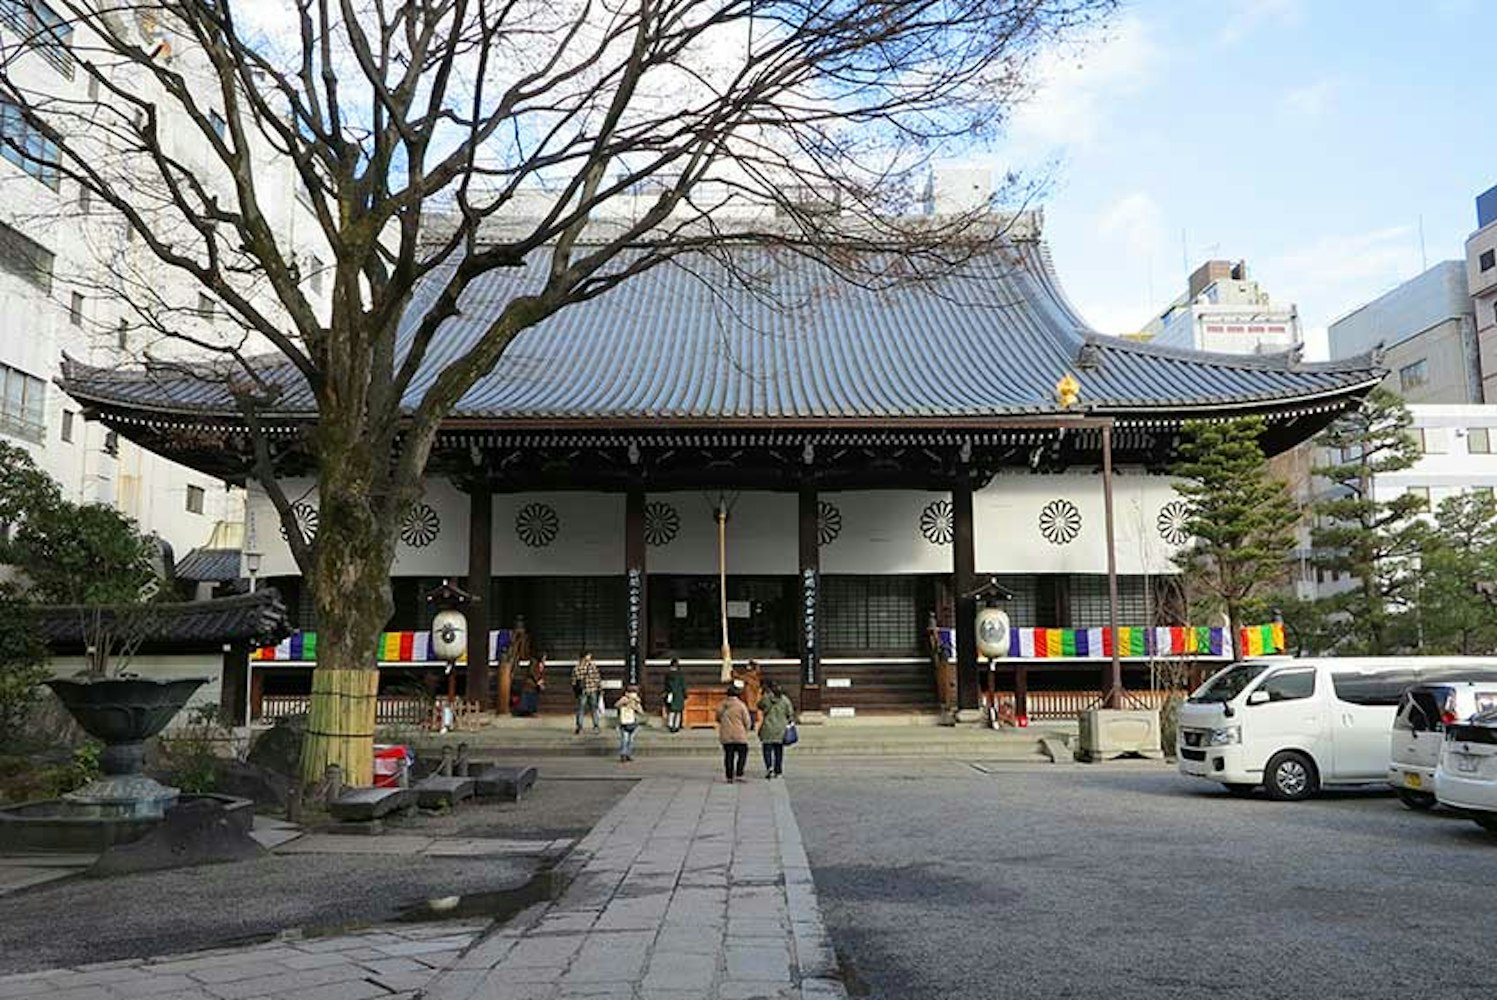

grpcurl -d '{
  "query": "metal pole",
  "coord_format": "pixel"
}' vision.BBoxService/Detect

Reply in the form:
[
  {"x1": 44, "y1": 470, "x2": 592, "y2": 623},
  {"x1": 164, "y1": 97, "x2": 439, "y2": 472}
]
[
  {"x1": 718, "y1": 503, "x2": 732, "y2": 682},
  {"x1": 1102, "y1": 423, "x2": 1123, "y2": 709}
]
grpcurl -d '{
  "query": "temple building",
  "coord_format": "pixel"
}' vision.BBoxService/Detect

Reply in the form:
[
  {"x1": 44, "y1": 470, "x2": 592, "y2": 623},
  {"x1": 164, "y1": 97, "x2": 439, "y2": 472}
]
[{"x1": 59, "y1": 229, "x2": 1382, "y2": 724}]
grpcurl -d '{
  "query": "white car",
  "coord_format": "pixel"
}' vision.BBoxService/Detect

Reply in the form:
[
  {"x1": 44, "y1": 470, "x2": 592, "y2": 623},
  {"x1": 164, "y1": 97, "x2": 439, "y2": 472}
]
[
  {"x1": 1389, "y1": 682, "x2": 1497, "y2": 810},
  {"x1": 1433, "y1": 713, "x2": 1497, "y2": 834},
  {"x1": 1178, "y1": 657, "x2": 1497, "y2": 801}
]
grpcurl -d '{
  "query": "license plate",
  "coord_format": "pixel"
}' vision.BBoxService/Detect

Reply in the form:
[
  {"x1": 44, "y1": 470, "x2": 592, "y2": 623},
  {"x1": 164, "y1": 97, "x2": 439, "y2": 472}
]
[
  {"x1": 1457, "y1": 755, "x2": 1479, "y2": 774},
  {"x1": 1405, "y1": 773, "x2": 1423, "y2": 789}
]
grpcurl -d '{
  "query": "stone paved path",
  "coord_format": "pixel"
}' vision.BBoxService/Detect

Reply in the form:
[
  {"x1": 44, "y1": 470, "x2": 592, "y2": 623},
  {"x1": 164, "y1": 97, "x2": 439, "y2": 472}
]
[
  {"x1": 0, "y1": 922, "x2": 489, "y2": 999},
  {"x1": 0, "y1": 777, "x2": 847, "y2": 1000},
  {"x1": 426, "y1": 776, "x2": 847, "y2": 1000}
]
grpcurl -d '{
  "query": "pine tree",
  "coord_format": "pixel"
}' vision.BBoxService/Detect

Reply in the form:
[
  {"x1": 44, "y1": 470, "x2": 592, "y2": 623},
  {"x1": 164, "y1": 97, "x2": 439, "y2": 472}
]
[
  {"x1": 1309, "y1": 388, "x2": 1427, "y2": 653},
  {"x1": 1418, "y1": 492, "x2": 1497, "y2": 654},
  {"x1": 1170, "y1": 417, "x2": 1300, "y2": 642}
]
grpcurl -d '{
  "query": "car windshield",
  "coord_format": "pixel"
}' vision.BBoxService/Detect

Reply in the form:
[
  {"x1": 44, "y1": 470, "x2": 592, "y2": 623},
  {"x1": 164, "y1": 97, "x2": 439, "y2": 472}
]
[{"x1": 1189, "y1": 662, "x2": 1272, "y2": 704}]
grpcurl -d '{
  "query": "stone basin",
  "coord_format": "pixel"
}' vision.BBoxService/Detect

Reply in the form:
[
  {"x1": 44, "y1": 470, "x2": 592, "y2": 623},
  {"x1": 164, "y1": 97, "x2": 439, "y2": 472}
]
[{"x1": 0, "y1": 793, "x2": 253, "y2": 855}]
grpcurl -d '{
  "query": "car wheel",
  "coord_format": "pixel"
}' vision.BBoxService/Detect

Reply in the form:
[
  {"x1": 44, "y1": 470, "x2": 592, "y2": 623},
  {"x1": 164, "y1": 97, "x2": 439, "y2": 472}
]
[
  {"x1": 1396, "y1": 789, "x2": 1437, "y2": 811},
  {"x1": 1224, "y1": 783, "x2": 1256, "y2": 797},
  {"x1": 1264, "y1": 751, "x2": 1317, "y2": 801}
]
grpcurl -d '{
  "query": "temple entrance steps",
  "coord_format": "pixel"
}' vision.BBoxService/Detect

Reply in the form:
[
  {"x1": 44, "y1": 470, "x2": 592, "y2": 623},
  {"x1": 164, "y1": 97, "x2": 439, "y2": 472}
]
[
  {"x1": 517, "y1": 659, "x2": 942, "y2": 717},
  {"x1": 407, "y1": 721, "x2": 1052, "y2": 761}
]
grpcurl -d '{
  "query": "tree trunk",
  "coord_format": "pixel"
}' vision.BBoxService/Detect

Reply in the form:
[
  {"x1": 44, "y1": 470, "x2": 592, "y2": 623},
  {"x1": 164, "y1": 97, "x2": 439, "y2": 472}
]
[{"x1": 298, "y1": 446, "x2": 398, "y2": 787}]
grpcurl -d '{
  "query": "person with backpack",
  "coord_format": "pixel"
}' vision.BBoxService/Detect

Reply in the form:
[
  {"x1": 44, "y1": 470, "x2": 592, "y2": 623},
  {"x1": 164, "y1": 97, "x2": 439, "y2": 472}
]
[{"x1": 757, "y1": 679, "x2": 796, "y2": 779}]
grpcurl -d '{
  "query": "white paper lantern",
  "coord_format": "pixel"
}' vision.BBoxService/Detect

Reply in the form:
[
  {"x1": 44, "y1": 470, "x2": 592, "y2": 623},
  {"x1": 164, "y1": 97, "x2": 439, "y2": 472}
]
[
  {"x1": 975, "y1": 607, "x2": 1011, "y2": 659},
  {"x1": 431, "y1": 609, "x2": 468, "y2": 662}
]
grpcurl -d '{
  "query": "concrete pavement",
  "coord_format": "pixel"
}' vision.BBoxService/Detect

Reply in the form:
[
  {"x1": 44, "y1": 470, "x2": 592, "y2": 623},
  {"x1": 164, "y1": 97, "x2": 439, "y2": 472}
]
[
  {"x1": 0, "y1": 773, "x2": 847, "y2": 1000},
  {"x1": 425, "y1": 776, "x2": 847, "y2": 1000}
]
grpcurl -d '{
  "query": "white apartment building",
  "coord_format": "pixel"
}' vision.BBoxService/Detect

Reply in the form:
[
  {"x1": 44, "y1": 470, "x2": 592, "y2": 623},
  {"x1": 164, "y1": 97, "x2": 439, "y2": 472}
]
[
  {"x1": 1295, "y1": 405, "x2": 1497, "y2": 601},
  {"x1": 1469, "y1": 184, "x2": 1497, "y2": 402},
  {"x1": 0, "y1": 2, "x2": 326, "y2": 567},
  {"x1": 1327, "y1": 261, "x2": 1480, "y2": 404},
  {"x1": 1140, "y1": 259, "x2": 1301, "y2": 356}
]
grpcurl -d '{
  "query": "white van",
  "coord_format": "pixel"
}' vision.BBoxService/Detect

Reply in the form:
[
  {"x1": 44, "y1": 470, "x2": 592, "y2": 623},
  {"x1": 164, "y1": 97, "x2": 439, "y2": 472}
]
[
  {"x1": 1176, "y1": 657, "x2": 1497, "y2": 800},
  {"x1": 1389, "y1": 682, "x2": 1497, "y2": 810}
]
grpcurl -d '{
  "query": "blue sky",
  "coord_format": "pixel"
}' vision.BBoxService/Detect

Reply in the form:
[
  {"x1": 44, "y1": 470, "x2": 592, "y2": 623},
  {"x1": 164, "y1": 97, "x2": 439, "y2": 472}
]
[{"x1": 982, "y1": 0, "x2": 1497, "y2": 359}]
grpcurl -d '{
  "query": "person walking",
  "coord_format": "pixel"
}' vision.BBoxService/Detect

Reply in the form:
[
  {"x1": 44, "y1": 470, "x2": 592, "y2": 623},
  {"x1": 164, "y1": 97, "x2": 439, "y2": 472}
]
[
  {"x1": 614, "y1": 684, "x2": 644, "y2": 762},
  {"x1": 663, "y1": 658, "x2": 688, "y2": 733},
  {"x1": 716, "y1": 684, "x2": 752, "y2": 783},
  {"x1": 757, "y1": 679, "x2": 796, "y2": 779},
  {"x1": 572, "y1": 652, "x2": 601, "y2": 734}
]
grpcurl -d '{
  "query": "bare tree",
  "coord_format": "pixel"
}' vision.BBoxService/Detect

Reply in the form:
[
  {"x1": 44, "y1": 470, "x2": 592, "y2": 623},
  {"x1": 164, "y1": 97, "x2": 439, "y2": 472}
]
[{"x1": 0, "y1": 0, "x2": 1114, "y2": 782}]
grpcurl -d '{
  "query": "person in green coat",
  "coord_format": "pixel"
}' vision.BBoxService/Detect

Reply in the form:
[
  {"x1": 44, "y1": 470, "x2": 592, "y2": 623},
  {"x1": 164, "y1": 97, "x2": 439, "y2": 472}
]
[
  {"x1": 663, "y1": 658, "x2": 688, "y2": 733},
  {"x1": 756, "y1": 679, "x2": 796, "y2": 779}
]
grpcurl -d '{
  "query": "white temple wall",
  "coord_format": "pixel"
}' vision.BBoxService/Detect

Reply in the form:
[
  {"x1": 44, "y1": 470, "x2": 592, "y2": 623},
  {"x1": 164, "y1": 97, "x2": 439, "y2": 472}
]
[
  {"x1": 974, "y1": 472, "x2": 1186, "y2": 577},
  {"x1": 244, "y1": 475, "x2": 1188, "y2": 579}
]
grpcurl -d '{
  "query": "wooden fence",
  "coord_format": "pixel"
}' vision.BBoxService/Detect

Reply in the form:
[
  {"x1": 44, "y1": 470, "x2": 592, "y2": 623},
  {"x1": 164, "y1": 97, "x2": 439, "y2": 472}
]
[
  {"x1": 257, "y1": 694, "x2": 429, "y2": 726},
  {"x1": 1024, "y1": 688, "x2": 1175, "y2": 720}
]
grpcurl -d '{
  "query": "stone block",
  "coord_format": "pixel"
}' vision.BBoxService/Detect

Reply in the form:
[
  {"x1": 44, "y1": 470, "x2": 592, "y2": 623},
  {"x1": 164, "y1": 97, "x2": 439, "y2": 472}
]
[
  {"x1": 327, "y1": 787, "x2": 413, "y2": 822},
  {"x1": 415, "y1": 776, "x2": 476, "y2": 810},
  {"x1": 472, "y1": 765, "x2": 538, "y2": 802}
]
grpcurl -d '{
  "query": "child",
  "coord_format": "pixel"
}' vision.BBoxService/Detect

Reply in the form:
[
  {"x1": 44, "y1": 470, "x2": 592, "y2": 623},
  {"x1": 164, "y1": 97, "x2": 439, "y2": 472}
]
[{"x1": 615, "y1": 683, "x2": 644, "y2": 762}]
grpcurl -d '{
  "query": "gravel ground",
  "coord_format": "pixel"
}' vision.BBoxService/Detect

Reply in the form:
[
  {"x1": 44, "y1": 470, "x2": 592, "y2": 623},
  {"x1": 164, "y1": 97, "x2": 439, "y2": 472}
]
[
  {"x1": 787, "y1": 759, "x2": 1497, "y2": 1000},
  {"x1": 385, "y1": 776, "x2": 633, "y2": 840},
  {"x1": 0, "y1": 776, "x2": 633, "y2": 974}
]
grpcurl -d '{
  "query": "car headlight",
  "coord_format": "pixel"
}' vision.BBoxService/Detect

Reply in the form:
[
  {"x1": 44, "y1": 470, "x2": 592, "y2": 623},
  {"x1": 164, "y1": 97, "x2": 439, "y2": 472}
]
[{"x1": 1207, "y1": 726, "x2": 1241, "y2": 746}]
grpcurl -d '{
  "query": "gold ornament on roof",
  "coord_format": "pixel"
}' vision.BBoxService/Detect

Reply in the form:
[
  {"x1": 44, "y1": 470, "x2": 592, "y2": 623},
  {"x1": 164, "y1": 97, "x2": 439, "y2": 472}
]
[{"x1": 1055, "y1": 373, "x2": 1080, "y2": 409}]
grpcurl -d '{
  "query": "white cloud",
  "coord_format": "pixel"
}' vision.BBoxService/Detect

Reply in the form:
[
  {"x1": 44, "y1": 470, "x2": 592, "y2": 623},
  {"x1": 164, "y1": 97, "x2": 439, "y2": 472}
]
[
  {"x1": 1218, "y1": 0, "x2": 1304, "y2": 46},
  {"x1": 1281, "y1": 77, "x2": 1344, "y2": 118},
  {"x1": 1263, "y1": 225, "x2": 1423, "y2": 333},
  {"x1": 1008, "y1": 15, "x2": 1160, "y2": 155},
  {"x1": 1098, "y1": 191, "x2": 1167, "y2": 261}
]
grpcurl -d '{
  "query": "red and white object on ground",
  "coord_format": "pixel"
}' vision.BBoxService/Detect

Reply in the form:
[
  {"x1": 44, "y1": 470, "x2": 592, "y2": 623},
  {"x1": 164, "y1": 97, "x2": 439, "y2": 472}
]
[{"x1": 373, "y1": 745, "x2": 412, "y2": 788}]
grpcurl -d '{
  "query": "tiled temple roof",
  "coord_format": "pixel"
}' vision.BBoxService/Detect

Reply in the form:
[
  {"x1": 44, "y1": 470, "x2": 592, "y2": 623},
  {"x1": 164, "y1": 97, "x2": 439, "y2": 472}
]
[{"x1": 59, "y1": 240, "x2": 1381, "y2": 429}]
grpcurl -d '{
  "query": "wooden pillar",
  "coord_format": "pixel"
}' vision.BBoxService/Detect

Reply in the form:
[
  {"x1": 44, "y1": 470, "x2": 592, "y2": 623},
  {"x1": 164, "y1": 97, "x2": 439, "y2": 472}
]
[
  {"x1": 625, "y1": 486, "x2": 647, "y2": 688},
  {"x1": 466, "y1": 485, "x2": 494, "y2": 709},
  {"x1": 220, "y1": 647, "x2": 249, "y2": 725},
  {"x1": 1102, "y1": 423, "x2": 1124, "y2": 709},
  {"x1": 953, "y1": 474, "x2": 979, "y2": 711},
  {"x1": 1014, "y1": 662, "x2": 1029, "y2": 721},
  {"x1": 798, "y1": 485, "x2": 821, "y2": 712},
  {"x1": 249, "y1": 665, "x2": 265, "y2": 723}
]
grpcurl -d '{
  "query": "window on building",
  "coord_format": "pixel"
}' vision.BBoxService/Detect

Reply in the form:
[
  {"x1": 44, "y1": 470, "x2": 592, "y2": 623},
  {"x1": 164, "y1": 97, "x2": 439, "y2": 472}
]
[
  {"x1": 0, "y1": 362, "x2": 45, "y2": 443},
  {"x1": 308, "y1": 255, "x2": 324, "y2": 295},
  {"x1": 197, "y1": 293, "x2": 215, "y2": 319},
  {"x1": 86, "y1": 73, "x2": 98, "y2": 102},
  {"x1": 102, "y1": 429, "x2": 118, "y2": 456},
  {"x1": 0, "y1": 218, "x2": 53, "y2": 292},
  {"x1": 0, "y1": 0, "x2": 74, "y2": 77},
  {"x1": 185, "y1": 484, "x2": 205, "y2": 514},
  {"x1": 209, "y1": 110, "x2": 226, "y2": 140},
  {"x1": 1472, "y1": 486, "x2": 1495, "y2": 502},
  {"x1": 1398, "y1": 359, "x2": 1429, "y2": 393},
  {"x1": 1406, "y1": 486, "x2": 1431, "y2": 510},
  {"x1": 1470, "y1": 427, "x2": 1492, "y2": 454},
  {"x1": 820, "y1": 575, "x2": 929, "y2": 656},
  {"x1": 1069, "y1": 575, "x2": 1152, "y2": 628},
  {"x1": 68, "y1": 289, "x2": 82, "y2": 325},
  {"x1": 1483, "y1": 249, "x2": 1497, "y2": 272},
  {"x1": 77, "y1": 183, "x2": 89, "y2": 213},
  {"x1": 0, "y1": 96, "x2": 60, "y2": 188},
  {"x1": 60, "y1": 407, "x2": 73, "y2": 442}
]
